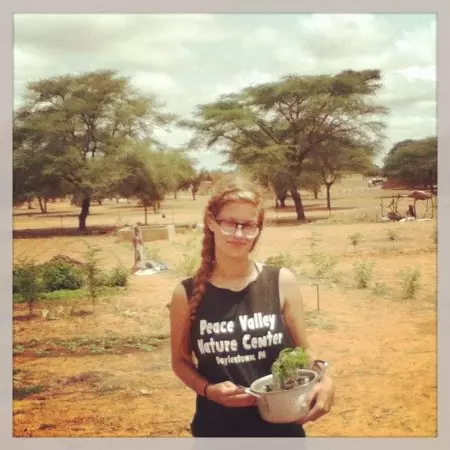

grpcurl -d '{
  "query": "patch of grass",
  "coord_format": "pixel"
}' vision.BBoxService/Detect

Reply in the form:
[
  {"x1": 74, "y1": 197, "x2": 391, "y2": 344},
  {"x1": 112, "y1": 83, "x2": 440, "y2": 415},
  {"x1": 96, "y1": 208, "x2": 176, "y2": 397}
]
[
  {"x1": 13, "y1": 345, "x2": 26, "y2": 355},
  {"x1": 104, "y1": 266, "x2": 130, "y2": 287},
  {"x1": 308, "y1": 250, "x2": 338, "y2": 281},
  {"x1": 264, "y1": 252, "x2": 299, "y2": 271},
  {"x1": 176, "y1": 237, "x2": 202, "y2": 277},
  {"x1": 305, "y1": 311, "x2": 337, "y2": 331},
  {"x1": 399, "y1": 266, "x2": 422, "y2": 299},
  {"x1": 387, "y1": 229, "x2": 399, "y2": 241},
  {"x1": 371, "y1": 282, "x2": 390, "y2": 297},
  {"x1": 353, "y1": 260, "x2": 375, "y2": 289},
  {"x1": 13, "y1": 385, "x2": 44, "y2": 400},
  {"x1": 348, "y1": 232, "x2": 363, "y2": 248}
]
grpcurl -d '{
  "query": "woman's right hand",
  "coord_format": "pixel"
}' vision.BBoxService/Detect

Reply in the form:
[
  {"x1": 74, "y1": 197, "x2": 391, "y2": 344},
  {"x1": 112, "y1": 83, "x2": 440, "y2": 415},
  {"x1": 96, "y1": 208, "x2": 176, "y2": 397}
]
[{"x1": 205, "y1": 381, "x2": 258, "y2": 407}]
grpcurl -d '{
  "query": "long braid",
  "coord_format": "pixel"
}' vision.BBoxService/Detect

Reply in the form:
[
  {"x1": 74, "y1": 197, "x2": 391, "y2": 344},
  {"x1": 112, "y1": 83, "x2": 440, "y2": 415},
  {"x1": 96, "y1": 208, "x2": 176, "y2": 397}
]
[{"x1": 189, "y1": 221, "x2": 215, "y2": 321}]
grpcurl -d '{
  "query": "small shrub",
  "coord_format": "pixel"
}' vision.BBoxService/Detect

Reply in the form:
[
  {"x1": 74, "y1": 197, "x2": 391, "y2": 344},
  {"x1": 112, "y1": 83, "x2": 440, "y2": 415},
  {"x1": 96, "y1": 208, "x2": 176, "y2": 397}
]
[
  {"x1": 40, "y1": 258, "x2": 84, "y2": 292},
  {"x1": 177, "y1": 237, "x2": 201, "y2": 276},
  {"x1": 265, "y1": 252, "x2": 298, "y2": 271},
  {"x1": 308, "y1": 251, "x2": 338, "y2": 280},
  {"x1": 13, "y1": 259, "x2": 44, "y2": 315},
  {"x1": 105, "y1": 266, "x2": 130, "y2": 287},
  {"x1": 353, "y1": 259, "x2": 375, "y2": 289},
  {"x1": 83, "y1": 245, "x2": 104, "y2": 312},
  {"x1": 348, "y1": 232, "x2": 363, "y2": 248},
  {"x1": 400, "y1": 266, "x2": 422, "y2": 299},
  {"x1": 387, "y1": 229, "x2": 399, "y2": 241}
]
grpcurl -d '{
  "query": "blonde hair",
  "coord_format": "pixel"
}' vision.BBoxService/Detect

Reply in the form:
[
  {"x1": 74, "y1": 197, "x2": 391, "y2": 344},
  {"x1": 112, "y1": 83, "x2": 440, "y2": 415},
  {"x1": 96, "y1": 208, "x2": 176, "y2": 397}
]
[{"x1": 188, "y1": 174, "x2": 265, "y2": 322}]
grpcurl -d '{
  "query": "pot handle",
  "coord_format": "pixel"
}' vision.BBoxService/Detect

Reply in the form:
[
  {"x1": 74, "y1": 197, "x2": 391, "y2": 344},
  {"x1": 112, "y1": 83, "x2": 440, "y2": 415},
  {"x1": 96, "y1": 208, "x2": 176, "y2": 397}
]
[
  {"x1": 242, "y1": 387, "x2": 261, "y2": 399},
  {"x1": 311, "y1": 359, "x2": 329, "y2": 383}
]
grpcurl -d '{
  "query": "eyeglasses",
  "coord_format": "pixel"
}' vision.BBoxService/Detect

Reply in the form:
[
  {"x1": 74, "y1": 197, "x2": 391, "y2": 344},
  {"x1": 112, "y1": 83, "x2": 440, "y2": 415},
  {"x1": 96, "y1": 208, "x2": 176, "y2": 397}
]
[{"x1": 214, "y1": 218, "x2": 261, "y2": 239}]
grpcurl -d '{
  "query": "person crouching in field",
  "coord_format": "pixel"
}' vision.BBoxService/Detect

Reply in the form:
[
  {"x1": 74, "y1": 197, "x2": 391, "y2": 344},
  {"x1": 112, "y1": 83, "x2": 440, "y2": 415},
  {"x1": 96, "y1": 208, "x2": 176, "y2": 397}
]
[{"x1": 169, "y1": 174, "x2": 335, "y2": 437}]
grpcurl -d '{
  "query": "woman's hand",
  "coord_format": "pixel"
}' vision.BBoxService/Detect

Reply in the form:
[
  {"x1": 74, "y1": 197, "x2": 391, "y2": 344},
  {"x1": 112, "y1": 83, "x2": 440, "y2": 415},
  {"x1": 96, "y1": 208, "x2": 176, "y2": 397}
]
[
  {"x1": 206, "y1": 381, "x2": 258, "y2": 408},
  {"x1": 298, "y1": 375, "x2": 335, "y2": 424}
]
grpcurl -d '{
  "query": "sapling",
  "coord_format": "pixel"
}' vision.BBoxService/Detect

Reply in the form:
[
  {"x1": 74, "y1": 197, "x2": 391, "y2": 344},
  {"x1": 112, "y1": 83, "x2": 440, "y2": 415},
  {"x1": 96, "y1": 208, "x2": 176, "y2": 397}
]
[{"x1": 265, "y1": 347, "x2": 312, "y2": 392}]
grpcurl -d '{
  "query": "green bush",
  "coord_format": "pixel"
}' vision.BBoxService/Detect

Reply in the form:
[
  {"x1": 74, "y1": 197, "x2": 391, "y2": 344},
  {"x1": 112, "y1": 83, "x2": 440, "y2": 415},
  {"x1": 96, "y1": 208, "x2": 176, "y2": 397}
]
[
  {"x1": 308, "y1": 251, "x2": 337, "y2": 280},
  {"x1": 265, "y1": 252, "x2": 298, "y2": 271},
  {"x1": 353, "y1": 260, "x2": 375, "y2": 289},
  {"x1": 105, "y1": 266, "x2": 130, "y2": 287},
  {"x1": 12, "y1": 259, "x2": 44, "y2": 314},
  {"x1": 40, "y1": 258, "x2": 84, "y2": 292},
  {"x1": 400, "y1": 266, "x2": 422, "y2": 299}
]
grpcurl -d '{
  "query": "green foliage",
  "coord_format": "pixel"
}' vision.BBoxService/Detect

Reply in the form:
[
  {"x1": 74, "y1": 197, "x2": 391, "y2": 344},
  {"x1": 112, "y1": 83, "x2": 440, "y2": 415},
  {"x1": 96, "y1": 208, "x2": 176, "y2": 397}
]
[
  {"x1": 383, "y1": 137, "x2": 437, "y2": 188},
  {"x1": 264, "y1": 252, "x2": 298, "y2": 271},
  {"x1": 271, "y1": 347, "x2": 310, "y2": 390},
  {"x1": 13, "y1": 70, "x2": 174, "y2": 230},
  {"x1": 176, "y1": 237, "x2": 202, "y2": 277},
  {"x1": 105, "y1": 266, "x2": 130, "y2": 287},
  {"x1": 13, "y1": 259, "x2": 44, "y2": 314},
  {"x1": 353, "y1": 259, "x2": 375, "y2": 289},
  {"x1": 83, "y1": 246, "x2": 104, "y2": 312},
  {"x1": 40, "y1": 258, "x2": 84, "y2": 292},
  {"x1": 183, "y1": 69, "x2": 387, "y2": 220},
  {"x1": 308, "y1": 250, "x2": 338, "y2": 280},
  {"x1": 400, "y1": 266, "x2": 422, "y2": 299}
]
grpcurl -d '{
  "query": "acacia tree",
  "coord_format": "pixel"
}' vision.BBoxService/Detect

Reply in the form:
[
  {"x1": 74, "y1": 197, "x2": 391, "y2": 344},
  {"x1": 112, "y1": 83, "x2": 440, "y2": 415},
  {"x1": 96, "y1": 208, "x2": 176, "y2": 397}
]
[
  {"x1": 182, "y1": 69, "x2": 387, "y2": 220},
  {"x1": 383, "y1": 137, "x2": 437, "y2": 192},
  {"x1": 115, "y1": 145, "x2": 167, "y2": 225},
  {"x1": 308, "y1": 136, "x2": 375, "y2": 210},
  {"x1": 13, "y1": 70, "x2": 173, "y2": 230}
]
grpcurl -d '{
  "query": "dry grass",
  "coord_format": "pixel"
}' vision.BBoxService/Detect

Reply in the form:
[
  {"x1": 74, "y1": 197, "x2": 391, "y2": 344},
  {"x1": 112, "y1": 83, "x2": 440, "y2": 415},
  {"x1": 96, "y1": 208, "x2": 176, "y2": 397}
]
[{"x1": 13, "y1": 176, "x2": 437, "y2": 437}]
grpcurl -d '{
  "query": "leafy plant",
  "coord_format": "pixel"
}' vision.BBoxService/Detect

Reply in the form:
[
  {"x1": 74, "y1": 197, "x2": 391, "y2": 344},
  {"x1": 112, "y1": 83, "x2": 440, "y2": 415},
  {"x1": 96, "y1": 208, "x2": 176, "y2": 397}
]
[
  {"x1": 353, "y1": 259, "x2": 375, "y2": 289},
  {"x1": 265, "y1": 252, "x2": 298, "y2": 271},
  {"x1": 12, "y1": 259, "x2": 44, "y2": 315},
  {"x1": 83, "y1": 245, "x2": 104, "y2": 312},
  {"x1": 271, "y1": 347, "x2": 310, "y2": 390},
  {"x1": 40, "y1": 258, "x2": 84, "y2": 291},
  {"x1": 308, "y1": 251, "x2": 338, "y2": 280},
  {"x1": 105, "y1": 266, "x2": 130, "y2": 287},
  {"x1": 400, "y1": 266, "x2": 422, "y2": 299}
]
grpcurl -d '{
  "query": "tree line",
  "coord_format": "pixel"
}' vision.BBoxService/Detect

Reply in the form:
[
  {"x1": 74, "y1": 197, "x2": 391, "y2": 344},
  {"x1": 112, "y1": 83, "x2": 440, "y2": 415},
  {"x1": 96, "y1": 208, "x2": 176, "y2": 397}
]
[{"x1": 13, "y1": 69, "x2": 437, "y2": 230}]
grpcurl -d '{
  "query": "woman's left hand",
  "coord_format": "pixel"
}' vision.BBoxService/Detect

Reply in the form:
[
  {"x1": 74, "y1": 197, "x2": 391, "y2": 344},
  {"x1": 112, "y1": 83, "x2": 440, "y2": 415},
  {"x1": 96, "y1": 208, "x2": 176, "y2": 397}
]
[{"x1": 298, "y1": 375, "x2": 335, "y2": 424}]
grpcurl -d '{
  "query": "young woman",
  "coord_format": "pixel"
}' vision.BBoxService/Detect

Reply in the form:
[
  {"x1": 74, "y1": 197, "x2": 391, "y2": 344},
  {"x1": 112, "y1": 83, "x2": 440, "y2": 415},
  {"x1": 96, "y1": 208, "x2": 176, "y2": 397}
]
[{"x1": 169, "y1": 175, "x2": 335, "y2": 437}]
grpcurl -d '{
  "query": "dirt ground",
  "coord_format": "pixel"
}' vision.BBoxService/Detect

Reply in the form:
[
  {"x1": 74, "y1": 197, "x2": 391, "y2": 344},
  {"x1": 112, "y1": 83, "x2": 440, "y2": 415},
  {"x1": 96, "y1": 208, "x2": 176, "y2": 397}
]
[{"x1": 12, "y1": 178, "x2": 437, "y2": 437}]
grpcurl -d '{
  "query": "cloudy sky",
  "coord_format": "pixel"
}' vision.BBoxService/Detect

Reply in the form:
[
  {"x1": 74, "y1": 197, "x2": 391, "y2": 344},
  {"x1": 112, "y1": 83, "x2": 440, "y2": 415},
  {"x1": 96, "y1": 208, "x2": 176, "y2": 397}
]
[{"x1": 13, "y1": 13, "x2": 436, "y2": 170}]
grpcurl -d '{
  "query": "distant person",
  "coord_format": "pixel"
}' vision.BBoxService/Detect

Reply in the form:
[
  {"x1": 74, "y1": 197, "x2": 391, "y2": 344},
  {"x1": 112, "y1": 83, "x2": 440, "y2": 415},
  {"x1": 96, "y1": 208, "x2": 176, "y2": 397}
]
[
  {"x1": 132, "y1": 225, "x2": 144, "y2": 271},
  {"x1": 169, "y1": 174, "x2": 335, "y2": 437}
]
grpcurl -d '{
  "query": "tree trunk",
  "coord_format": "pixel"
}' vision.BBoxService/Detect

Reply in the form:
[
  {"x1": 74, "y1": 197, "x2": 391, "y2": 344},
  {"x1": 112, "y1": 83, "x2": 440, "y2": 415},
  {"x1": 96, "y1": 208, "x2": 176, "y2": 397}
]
[
  {"x1": 174, "y1": 191, "x2": 178, "y2": 199},
  {"x1": 27, "y1": 199, "x2": 33, "y2": 209},
  {"x1": 78, "y1": 196, "x2": 90, "y2": 231},
  {"x1": 290, "y1": 186, "x2": 306, "y2": 220},
  {"x1": 313, "y1": 188, "x2": 319, "y2": 200},
  {"x1": 37, "y1": 196, "x2": 47, "y2": 214},
  {"x1": 144, "y1": 204, "x2": 148, "y2": 225},
  {"x1": 325, "y1": 183, "x2": 332, "y2": 211}
]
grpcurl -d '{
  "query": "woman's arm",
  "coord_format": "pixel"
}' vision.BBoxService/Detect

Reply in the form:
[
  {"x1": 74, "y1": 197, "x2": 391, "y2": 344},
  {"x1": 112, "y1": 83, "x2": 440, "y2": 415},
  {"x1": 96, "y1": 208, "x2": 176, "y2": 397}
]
[
  {"x1": 279, "y1": 267, "x2": 335, "y2": 423},
  {"x1": 170, "y1": 283, "x2": 210, "y2": 397}
]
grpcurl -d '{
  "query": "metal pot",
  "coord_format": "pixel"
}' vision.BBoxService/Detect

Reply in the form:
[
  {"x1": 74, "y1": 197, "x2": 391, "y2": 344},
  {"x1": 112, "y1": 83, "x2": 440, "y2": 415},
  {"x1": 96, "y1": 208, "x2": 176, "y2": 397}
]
[{"x1": 244, "y1": 360, "x2": 329, "y2": 423}]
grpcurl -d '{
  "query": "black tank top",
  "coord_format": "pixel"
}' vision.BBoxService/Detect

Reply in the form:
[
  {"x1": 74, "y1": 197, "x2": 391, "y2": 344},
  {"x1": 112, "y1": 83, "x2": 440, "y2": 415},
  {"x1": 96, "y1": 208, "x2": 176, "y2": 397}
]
[{"x1": 181, "y1": 264, "x2": 306, "y2": 437}]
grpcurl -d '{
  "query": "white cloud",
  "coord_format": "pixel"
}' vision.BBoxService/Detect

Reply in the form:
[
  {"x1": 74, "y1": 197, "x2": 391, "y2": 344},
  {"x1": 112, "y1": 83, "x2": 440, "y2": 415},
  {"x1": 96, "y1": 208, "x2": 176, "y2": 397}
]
[{"x1": 13, "y1": 13, "x2": 437, "y2": 168}]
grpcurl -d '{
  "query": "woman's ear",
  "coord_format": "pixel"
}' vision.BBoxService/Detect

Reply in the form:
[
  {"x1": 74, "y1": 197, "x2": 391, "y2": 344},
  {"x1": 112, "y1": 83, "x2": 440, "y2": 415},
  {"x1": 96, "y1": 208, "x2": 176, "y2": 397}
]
[{"x1": 205, "y1": 215, "x2": 215, "y2": 233}]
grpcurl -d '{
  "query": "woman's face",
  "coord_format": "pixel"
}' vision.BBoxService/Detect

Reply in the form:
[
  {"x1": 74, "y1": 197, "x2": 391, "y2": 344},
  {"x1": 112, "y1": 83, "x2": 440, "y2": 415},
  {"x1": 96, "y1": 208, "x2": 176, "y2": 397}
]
[{"x1": 207, "y1": 200, "x2": 261, "y2": 259}]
